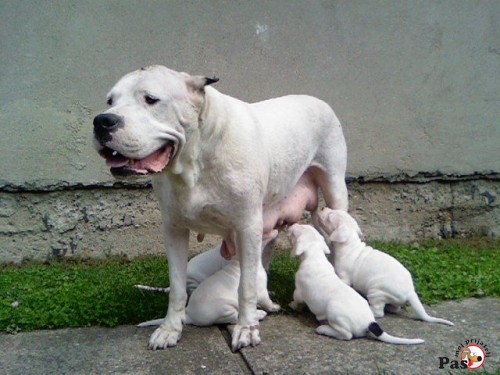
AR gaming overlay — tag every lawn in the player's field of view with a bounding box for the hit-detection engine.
[1,238,498,333]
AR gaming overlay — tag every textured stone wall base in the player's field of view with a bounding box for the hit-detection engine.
[1,178,497,263]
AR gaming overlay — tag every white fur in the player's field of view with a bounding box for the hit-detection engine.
[314,208,454,326]
[135,246,230,297]
[138,234,279,327]
[95,66,348,350]
[288,224,424,345]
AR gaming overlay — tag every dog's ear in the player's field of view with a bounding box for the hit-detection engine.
[291,243,305,258]
[184,75,219,106]
[328,224,350,243]
[322,244,331,255]
[354,219,364,240]
[185,75,219,90]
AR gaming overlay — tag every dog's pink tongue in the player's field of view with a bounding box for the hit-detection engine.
[131,145,172,173]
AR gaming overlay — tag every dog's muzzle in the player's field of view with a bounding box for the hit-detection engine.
[93,113,176,177]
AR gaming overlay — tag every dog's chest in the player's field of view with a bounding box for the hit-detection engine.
[154,175,234,233]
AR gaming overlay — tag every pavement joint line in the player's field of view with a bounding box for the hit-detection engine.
[218,325,255,374]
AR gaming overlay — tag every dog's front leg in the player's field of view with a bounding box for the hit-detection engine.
[149,225,189,350]
[231,221,263,352]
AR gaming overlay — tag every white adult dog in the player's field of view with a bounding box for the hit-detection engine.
[93,65,348,350]
[288,224,424,345]
[314,208,454,326]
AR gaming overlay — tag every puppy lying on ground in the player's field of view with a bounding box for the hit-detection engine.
[288,224,424,345]
[139,232,280,327]
[314,208,454,326]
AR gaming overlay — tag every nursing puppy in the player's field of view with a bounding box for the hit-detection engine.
[314,208,454,326]
[288,224,424,345]
[139,233,280,327]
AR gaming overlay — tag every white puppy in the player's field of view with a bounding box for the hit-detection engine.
[314,208,454,326]
[139,257,280,327]
[93,66,348,350]
[136,245,230,297]
[288,224,424,345]
[139,233,280,327]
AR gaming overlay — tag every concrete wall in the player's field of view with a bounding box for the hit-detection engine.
[1,1,498,262]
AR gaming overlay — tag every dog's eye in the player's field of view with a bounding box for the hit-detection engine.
[107,97,113,106]
[144,95,160,105]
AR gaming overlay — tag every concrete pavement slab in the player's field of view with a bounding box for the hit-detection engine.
[0,299,497,374]
[240,298,499,374]
[0,324,245,375]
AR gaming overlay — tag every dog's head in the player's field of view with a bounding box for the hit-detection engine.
[93,65,218,178]
[315,208,363,244]
[288,224,330,258]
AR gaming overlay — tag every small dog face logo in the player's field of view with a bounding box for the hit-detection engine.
[460,345,486,369]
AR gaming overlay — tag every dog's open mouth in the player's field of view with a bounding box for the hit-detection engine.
[99,143,175,177]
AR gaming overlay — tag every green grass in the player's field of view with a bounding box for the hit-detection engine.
[1,238,499,333]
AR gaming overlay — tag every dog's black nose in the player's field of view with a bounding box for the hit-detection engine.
[93,113,123,144]
[93,113,123,131]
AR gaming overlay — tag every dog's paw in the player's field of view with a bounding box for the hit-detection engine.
[370,307,385,318]
[148,325,182,350]
[268,302,281,312]
[256,309,268,321]
[230,324,261,352]
[288,301,303,311]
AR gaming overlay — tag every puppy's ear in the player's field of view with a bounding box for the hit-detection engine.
[328,224,350,243]
[356,225,364,241]
[322,244,331,255]
[291,244,304,258]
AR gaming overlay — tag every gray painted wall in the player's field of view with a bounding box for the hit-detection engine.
[1,0,498,190]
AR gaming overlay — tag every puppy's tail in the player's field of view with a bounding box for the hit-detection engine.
[137,318,165,328]
[368,322,424,345]
[135,284,170,294]
[408,292,454,326]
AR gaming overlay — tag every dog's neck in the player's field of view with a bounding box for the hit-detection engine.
[169,87,229,188]
[332,235,367,265]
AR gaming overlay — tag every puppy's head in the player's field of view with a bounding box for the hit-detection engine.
[315,208,363,244]
[93,65,219,179]
[288,224,330,258]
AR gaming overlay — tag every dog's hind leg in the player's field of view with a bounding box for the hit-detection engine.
[316,324,353,340]
[366,291,388,318]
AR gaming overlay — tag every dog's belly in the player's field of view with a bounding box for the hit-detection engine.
[263,168,319,234]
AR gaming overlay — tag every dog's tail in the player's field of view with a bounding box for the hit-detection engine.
[137,315,194,328]
[137,318,165,328]
[368,322,424,345]
[408,292,454,326]
[135,284,170,294]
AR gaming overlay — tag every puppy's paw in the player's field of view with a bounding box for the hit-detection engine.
[230,324,261,352]
[370,307,385,318]
[288,301,303,311]
[268,302,281,312]
[385,304,401,314]
[148,325,182,350]
[256,309,268,321]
